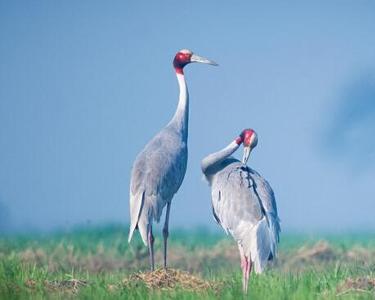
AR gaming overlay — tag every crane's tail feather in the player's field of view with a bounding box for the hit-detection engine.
[266,213,281,259]
[242,217,272,274]
[128,191,147,245]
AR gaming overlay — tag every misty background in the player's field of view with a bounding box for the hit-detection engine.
[1,1,374,233]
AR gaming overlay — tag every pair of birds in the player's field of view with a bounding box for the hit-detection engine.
[128,49,280,293]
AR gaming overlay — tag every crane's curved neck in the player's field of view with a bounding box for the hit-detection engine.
[201,140,241,176]
[169,73,189,139]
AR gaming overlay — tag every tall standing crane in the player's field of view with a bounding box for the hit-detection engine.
[201,129,280,293]
[128,49,217,270]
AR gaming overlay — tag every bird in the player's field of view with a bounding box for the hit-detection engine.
[128,49,217,271]
[201,128,280,293]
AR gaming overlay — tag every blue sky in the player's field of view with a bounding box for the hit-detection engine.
[1,1,374,233]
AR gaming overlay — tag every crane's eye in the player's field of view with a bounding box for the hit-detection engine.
[180,53,192,62]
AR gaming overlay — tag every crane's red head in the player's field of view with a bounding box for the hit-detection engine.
[237,129,258,165]
[173,49,218,74]
[236,129,258,146]
[173,49,193,74]
[240,129,258,148]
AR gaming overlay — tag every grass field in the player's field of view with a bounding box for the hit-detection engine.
[0,225,374,299]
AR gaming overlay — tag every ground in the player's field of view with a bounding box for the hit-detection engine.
[0,225,374,299]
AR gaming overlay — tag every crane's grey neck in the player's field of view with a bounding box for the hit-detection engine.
[169,73,189,139]
[201,140,240,176]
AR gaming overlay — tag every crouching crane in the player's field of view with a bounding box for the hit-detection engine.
[201,129,280,293]
[128,49,217,270]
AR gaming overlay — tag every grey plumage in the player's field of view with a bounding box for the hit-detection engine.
[201,132,280,292]
[129,124,187,245]
[209,161,279,269]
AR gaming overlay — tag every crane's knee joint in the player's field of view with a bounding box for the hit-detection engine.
[148,232,155,244]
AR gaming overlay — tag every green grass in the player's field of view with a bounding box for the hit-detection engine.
[0,225,374,299]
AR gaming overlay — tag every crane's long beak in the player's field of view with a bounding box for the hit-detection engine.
[190,54,218,66]
[242,146,252,165]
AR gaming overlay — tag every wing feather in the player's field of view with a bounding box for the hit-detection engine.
[210,162,262,237]
[250,170,281,257]
[128,191,146,245]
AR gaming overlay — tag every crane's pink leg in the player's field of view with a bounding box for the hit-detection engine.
[147,224,155,271]
[162,202,171,269]
[238,245,248,293]
[244,257,252,294]
[238,245,252,293]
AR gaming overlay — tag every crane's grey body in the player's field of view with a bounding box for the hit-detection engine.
[129,122,187,244]
[205,158,279,272]
[201,138,280,291]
